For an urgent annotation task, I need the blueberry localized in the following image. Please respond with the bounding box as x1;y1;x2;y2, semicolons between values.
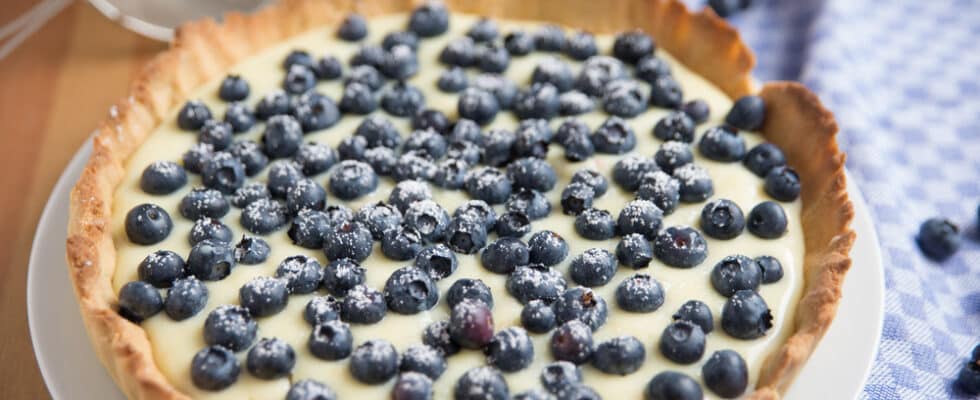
265;160;303;199
203;305;256;351
190;346;240;390
287;209;330;249
553;287;608;330
411;108;451;135
481;237;529;274
219;75;250;101
304;295;339;325
533;24;565;52
383;30;419;51
486;327;534;372
506;159;556;194
437;67;468;93
137;250;184;288
164;277;208;320
381;81;425;116
392;372;433;400
747;201;788;239
246;337;295;379
564;31;598;60
616;233;655;269
182;143;214;175
699;199;746;240
649;75;684;109
645;371;703;400
635;56;671;83
337;13;367;41
338;136;369;161
512;119;552;158
592;116;637;154
454;366;509;400
592;336;646;375
433;158;469;189
400;345;447;379
513;389;550;400
576;56;627;96
408;2;449;37
261;115;303;158
313;55;343;80
384;266;439;314
356;115;402;148
201;153;245;194
446;216;489;254
403;129;448;159
465;167;512;205
292;92;341;132
756;255;784;283
117;281;163;322
699;126;746;162
340;284;386;324
495;211;531;238
283;65;316;94
125;204;173;245
540;361;582;393
504;30;535;55
562;173;604;203
659;320;706;364
355;201;402;240
550;320;594;365
234;236;270;264
187;238;236;281
505;189;551;221
440;37;477;67
349;47;386;71
287;380;337;400
702;350;749;398
230;183;268;210
466;17;498;42
575;208;617;240
743;142;786;177
446;278;493;310
616;273;665;312
570;248;617;287
275;255;322;294
449;299;495;349
402;199;450;242
240;198;288;234
764;166;801;202
672;300;714;334
339;82;377;114
618;199;664;239
711;255;762;297
603;80;648;118
239;277;289;317
507;264;566;304
708;0;741;17
323;221;373;262
653;111;696;143
559;91;595;116
476;43;510;73
916;217;961;260
514;82;560;120
725;95;766;131
189;217;232;245
308;320;352;360
480;128;515;167
672;164;714;203
392;151;437;182
721;290;773;339
528;230;569;266
559;183;595;216
653;226;709;268
283;50;315;70
473;73;519;110
958;356;980;395
521;300;556;334
423;320;460;356
224;102;256;133
389;180;433;212
613;30;655;63
228;140;269;176
140;161;187;195
322;258;366;296
531;57;574;92
654;141;694;174
291;143;335;176
682;99;711;124
177;100;212;131
328;160;378;200
455;88;499;125
454;200;497;228
180;188;230;221
255;90;291;119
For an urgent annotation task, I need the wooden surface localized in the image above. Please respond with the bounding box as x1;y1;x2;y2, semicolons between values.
0;1;165;398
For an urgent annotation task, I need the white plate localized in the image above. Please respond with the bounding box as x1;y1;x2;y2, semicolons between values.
28;140;884;399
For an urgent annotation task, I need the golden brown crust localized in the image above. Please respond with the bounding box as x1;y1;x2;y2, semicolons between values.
65;1;852;398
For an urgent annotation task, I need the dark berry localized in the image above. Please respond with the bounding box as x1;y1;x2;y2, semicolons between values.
323;221;373;262
757;255;784;283
228;140;269;176
449;299;494;349
653;226;709;268
603;80;648;118
645;371;703;400
521;300;556;333
560;183;595;216
287;380;336;400
454;366;509;400
653;111;696;143
512;119;552;158
618;199;664;239
329;160;378;200
699;126;746;162
467;18;498;42
349;47;385;71
480;128;515;167
575;208;617;240
287;209;330;249
364;146;397;176
635;56;671;83
495;211;531;238
389;180;432;212
313;55;342;80
456;88;499;125
504;30;535;55
648;75;684;109
540;361;581;393
654;140;694;174
616;233;655;269
710;255;762;297
559;91;595;116
532;57;574;92
721;290;773;339
182;143;213;175
506;188;551;221
673;164;714;203
191;346;240;391
533;24;565;52
143;277;193;319
339;82;377;114
140;161;187;195
440;36;476;67
340;284;386;324
349;340;399;384
437;67;468;93
682;99;711;124
725;95;766;131
179;187;229;220
673;300;714;334
433;158;469;189
553;287;608;330
292;92;340;132
473;73;518;109
513;389;549;400
138;250;184;288
570;248;617;287
392;151;437;181
747;201;788;239
392;372;433;400
400;345;446;379
262;115;303;158
465;167;512;205
486;327;534;372
355;201;402;240
384;266;439;314
454;200;497;229
958;355;980;395
616;273;665;312
528;230;569;266
218;75;249;101
592;116;637;154
743;142;786;177
203;305;256;351
336;13;367;40
304;295;339;325
403;199;450;242
187;239;236;281
383;30;418;51
125;203;172;245
613;30;655;63
411;108;451;135
239;277;288;317
265;160;303;198
283;50;314;70
275;255;322;294
447;278;493;309
283;65;316;94
322;258;366;296
177;100;212;131
117;281;163;322
514;82;560;120
917;217;961;261
550;320;594;365
234;236;269;264
702;350;749;398
592;335;646;375
337;136;368;161
764;166;801;202
189;217;232;245
308;320;352;360
404;129;447;160
408;2;449;37
255;90;291;119
564;31;598;60
507;264;566;304
576;56;626;96
481;237;529;274
231;183;269;209
659;320;706;364
381;81;425;116
201;153;245;194
355;114;401;148
240;198;288;234
423;320;460;356
700;199;746;240
223;102;256;133
246;337;295;379
567;170;606;199
476;43;510;73
446;216;489;254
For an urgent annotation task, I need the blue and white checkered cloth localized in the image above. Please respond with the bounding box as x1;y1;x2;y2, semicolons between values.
681;0;980;398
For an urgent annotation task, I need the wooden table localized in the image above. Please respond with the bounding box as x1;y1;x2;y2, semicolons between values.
0;1;165;397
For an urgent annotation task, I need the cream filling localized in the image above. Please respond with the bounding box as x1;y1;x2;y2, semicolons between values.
110;13;804;399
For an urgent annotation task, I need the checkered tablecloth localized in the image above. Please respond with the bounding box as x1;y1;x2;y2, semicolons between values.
680;0;980;398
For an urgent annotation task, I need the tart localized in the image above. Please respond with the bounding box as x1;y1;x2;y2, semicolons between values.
66;0;855;399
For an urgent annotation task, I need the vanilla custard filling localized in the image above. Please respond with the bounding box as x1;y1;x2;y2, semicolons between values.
110;14;804;399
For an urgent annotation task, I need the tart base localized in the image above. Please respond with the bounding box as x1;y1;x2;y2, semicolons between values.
66;1;854;399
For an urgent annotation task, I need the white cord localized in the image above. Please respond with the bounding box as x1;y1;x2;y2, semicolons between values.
0;0;72;61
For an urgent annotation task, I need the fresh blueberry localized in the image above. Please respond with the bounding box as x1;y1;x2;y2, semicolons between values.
189;217;232;245
234;236;270;265
432;158;469;189
403;129;447;159
337;135;369;161
388;180;432;212
286;379;336;400
467;18;499;42
495;211;531;238
355;201;402;240
231;183;269;209
138;250;184;289
659;320;706;364
313;55;343;80
446;216;489;254
455;88;499;125
201;153;245;194
308;320;353;360
423;320;460;356
392;151;437;182
682;99;711;124
180;187;230;220
117;281;163;322
550;320;594;365
446;278;493;310
381;81;425;116
616;273;665;312
283;65;316;94
564;31;598;60
439;36;476;67
592;336;646;375
275;255;322;294
349;340;399;384
533;24;566;52
391;372;432;400
473;73;519;109
177;100;212;131
411;108;451;135
521;300;556;334
125;203;173;245
764;166;801;202
653;111;696;143
218;75;250;102
322;258;366;296
340;284;386;324
304;295;339;325
364;147;393;174
560;183;595;216
437;67;468;93
506;158;557;194
355;115;401;149
504;30;535;55
747;201;788;239
531;57;574;92
672;163;714;203
917;217;961;260
708;0;742;17
292;92;341;132
399;345;446;380
140;161;187;195
255;90;291;120
512;119;552;159
465;167;512;205
635;55;671;83
645;371;703;400
261;115;303;158
618;199;664;239
672;300;714;334
339;82;377;114
613;30;655;63
702;350;749;398
528;230;569;266
481;237;529;274
575;208;617;240
721;290;773;339
454;366;509;400
291;143;335;177
559;91;595;116
454;199;497;228
283;50;314;70
384;266;439;314
182;143;213;175
323;221;373;262
383;30;418;51
190;346;240;391
507;264;566;304
710;255;762;297
240;198;288;234
246;337;295;379
725;95;766;131
402;199;450;242
203;305;256;351
449;299;495;349
506;188;551;221
699;199;746;240
349;47;386;71
654;140;694;174
653;226;709;268
565;171;606;201
480;128;515;167
476;43;510;73
576;56;626;96
616;233;655;269
486;327;534;372
756;255;784;283
592;116;637;154
648;75;684;109
553;287;608;330
335;12;367;40
958;354;980;395
699;125;746;162
287;209;330;249
223;101;256;133
743;142;786;177
227;140;269;176
570;248;618;287
514;82;560;120
328;160;378;200
265;160;303;199
408;2;449;37
540;361;582;393
603;80;648;118
239;276;288;317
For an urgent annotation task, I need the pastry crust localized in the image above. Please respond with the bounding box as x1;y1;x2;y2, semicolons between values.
65;0;854;398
